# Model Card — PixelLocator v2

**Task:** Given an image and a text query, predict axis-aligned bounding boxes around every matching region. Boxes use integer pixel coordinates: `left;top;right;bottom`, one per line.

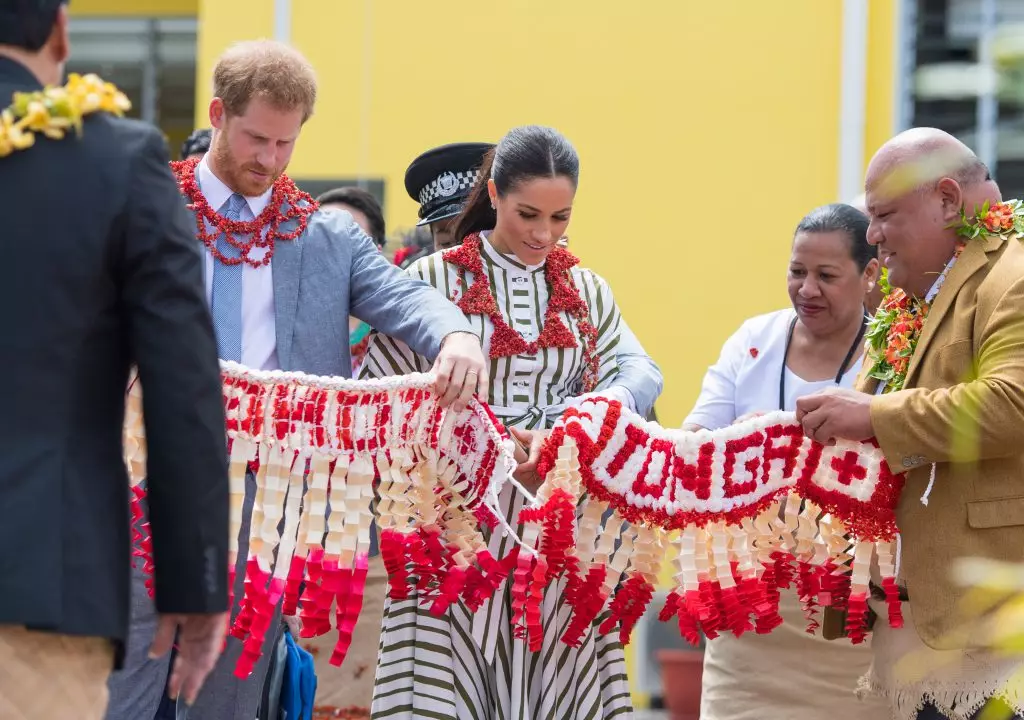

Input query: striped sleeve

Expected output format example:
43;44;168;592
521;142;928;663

575;269;624;391
357;256;442;380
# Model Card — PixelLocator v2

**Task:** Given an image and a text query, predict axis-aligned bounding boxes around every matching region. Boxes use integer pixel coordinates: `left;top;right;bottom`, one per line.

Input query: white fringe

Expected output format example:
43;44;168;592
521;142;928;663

857;670;1024;720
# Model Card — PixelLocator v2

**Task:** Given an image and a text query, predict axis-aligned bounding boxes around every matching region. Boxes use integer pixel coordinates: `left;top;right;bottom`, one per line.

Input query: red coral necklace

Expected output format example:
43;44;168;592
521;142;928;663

443;233;601;392
170;156;318;268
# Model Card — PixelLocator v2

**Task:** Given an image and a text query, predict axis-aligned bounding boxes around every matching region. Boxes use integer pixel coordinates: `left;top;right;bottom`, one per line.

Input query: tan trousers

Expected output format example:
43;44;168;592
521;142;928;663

0;625;114;720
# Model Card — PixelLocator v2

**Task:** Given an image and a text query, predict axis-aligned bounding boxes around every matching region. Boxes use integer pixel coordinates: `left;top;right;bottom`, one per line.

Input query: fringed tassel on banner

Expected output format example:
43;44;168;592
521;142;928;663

513;398;907;654
124;371;907;676
125;364;515;677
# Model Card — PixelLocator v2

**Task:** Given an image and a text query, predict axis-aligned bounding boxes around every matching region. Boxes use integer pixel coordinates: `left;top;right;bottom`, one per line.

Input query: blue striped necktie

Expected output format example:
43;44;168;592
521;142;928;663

211;193;247;362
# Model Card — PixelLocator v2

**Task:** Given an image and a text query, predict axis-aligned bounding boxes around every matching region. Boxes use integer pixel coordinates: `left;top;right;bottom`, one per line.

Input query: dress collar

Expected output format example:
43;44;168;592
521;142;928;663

478;231;546;274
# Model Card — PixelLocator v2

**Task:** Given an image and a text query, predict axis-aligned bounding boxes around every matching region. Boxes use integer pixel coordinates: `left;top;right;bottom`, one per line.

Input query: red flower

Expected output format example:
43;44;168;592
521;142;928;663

170;156;316;268
983;202;1015;233
749;348;759;358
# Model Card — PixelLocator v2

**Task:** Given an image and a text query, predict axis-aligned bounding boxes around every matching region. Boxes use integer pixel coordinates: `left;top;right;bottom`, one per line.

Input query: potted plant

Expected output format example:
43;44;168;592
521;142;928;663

656;635;705;720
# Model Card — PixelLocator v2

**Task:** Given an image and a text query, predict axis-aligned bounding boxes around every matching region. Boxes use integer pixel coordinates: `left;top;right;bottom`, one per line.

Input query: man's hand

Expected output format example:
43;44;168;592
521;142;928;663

510;427;549;494
149;612;228;706
795;388;875;445
283;614;301;638
432;332;489;412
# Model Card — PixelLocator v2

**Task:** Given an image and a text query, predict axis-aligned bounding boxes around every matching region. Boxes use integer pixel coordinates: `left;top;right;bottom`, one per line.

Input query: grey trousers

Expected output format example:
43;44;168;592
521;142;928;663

106;471;281;720
105;500;170;720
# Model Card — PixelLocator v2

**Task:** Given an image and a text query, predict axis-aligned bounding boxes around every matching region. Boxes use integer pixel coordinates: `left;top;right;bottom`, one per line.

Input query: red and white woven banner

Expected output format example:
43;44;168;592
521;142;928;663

123;367;905;677
517;398;905;650
124;362;516;678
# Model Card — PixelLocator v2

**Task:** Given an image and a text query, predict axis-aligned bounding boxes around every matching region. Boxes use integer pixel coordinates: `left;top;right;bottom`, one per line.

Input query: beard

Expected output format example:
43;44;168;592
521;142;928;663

209;136;283;198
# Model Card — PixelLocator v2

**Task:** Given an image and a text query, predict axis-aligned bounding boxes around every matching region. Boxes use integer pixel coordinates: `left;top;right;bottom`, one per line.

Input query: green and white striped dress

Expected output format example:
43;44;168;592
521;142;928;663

361;234;634;720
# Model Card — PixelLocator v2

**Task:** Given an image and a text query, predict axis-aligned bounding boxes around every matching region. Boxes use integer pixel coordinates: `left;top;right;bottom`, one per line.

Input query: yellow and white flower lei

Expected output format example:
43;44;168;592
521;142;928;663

0;73;130;158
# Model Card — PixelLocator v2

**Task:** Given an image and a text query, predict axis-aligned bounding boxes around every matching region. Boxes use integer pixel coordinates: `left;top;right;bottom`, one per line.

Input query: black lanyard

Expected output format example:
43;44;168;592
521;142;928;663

778;314;867;411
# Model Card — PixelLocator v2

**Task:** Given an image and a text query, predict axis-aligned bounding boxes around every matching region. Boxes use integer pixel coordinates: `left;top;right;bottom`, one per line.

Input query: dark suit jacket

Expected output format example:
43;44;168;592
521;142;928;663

0;58;229;651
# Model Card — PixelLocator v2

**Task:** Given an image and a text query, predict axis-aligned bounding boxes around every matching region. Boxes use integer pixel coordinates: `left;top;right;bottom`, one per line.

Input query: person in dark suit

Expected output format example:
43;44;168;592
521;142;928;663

0;2;231;718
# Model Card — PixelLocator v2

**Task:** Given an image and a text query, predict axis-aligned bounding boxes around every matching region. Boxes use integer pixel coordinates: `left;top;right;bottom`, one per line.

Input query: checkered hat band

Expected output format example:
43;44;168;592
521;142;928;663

418;169;481;206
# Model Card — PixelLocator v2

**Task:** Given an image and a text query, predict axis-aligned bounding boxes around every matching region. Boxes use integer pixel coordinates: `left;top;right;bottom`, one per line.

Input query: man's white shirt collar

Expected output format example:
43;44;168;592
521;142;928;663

923;252;959;304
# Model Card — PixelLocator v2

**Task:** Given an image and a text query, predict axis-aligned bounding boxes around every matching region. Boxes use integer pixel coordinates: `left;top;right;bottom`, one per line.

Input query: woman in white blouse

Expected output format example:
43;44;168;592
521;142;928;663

683;203;886;720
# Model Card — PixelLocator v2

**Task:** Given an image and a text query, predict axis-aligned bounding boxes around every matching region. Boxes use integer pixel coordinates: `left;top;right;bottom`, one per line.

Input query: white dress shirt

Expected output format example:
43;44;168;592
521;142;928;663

196;157;279;371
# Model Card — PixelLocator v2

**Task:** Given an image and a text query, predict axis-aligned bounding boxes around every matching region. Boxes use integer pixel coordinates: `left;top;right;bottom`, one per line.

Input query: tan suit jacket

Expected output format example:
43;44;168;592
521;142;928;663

863;232;1024;650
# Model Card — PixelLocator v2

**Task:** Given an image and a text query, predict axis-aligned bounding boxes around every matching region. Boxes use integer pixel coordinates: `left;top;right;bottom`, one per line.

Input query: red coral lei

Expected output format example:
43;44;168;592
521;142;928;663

443;233;601;392
170;156;318;268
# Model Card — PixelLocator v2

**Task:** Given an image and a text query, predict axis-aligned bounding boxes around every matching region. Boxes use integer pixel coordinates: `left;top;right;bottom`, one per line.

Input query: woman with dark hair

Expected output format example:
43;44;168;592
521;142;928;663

683;203;886;720
180;127;212;160
361;125;659;719
318;186;387;250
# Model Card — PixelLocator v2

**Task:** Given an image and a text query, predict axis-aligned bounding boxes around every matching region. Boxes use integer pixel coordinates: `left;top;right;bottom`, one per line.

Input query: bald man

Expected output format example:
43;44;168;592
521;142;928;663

798;128;1024;720
854;169;1002;314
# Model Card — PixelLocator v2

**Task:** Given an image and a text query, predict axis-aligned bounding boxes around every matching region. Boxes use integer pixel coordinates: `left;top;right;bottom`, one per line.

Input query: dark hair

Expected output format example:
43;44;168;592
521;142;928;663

955;158;990;187
180;128;212;159
452;125;580;243
316;186;386;248
794;203;874;271
0;0;67;51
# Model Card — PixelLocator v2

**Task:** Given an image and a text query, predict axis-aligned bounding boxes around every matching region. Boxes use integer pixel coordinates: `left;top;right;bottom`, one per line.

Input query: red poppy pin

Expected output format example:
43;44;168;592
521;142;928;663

749;348;759;358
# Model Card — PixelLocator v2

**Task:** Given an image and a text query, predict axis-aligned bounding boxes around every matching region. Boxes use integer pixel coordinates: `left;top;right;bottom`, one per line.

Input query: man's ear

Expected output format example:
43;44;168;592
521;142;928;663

937;177;965;222
209;98;226;129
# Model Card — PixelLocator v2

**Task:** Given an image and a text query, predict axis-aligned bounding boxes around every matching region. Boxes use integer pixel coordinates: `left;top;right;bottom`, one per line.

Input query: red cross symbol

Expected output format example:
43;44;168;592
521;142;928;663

831;451;867;486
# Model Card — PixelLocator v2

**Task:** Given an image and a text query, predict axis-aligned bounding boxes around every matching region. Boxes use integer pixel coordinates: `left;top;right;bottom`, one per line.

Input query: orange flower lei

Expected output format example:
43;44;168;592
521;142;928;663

865;199;1023;391
864;271;939;392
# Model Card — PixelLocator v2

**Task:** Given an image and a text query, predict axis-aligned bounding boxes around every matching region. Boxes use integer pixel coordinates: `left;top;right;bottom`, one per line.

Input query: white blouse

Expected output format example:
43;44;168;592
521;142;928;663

685;307;885;720
684;308;864;430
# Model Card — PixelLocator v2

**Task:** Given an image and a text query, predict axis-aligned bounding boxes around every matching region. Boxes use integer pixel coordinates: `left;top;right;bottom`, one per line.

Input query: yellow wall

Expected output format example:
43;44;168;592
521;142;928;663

70;0;196;15
866;0;899;170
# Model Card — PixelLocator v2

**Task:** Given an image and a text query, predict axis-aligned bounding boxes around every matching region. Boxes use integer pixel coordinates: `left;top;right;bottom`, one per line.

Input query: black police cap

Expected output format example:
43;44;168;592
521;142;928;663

404;142;494;226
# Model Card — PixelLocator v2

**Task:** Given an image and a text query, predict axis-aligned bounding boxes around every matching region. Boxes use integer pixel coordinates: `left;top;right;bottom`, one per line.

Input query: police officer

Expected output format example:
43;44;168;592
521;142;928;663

404;141;494;257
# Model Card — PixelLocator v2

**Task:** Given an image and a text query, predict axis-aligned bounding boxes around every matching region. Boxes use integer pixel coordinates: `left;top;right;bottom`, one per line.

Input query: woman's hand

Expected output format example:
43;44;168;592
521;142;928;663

510;427;550;494
282;614;301;638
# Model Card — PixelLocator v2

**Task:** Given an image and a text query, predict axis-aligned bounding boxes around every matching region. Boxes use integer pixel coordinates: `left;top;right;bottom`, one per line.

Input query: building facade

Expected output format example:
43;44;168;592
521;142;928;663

68;0;905;431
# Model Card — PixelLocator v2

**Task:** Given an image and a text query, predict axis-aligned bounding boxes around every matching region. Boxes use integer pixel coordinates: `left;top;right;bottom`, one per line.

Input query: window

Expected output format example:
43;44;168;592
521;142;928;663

907;0;1024;197
67;17;198;158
